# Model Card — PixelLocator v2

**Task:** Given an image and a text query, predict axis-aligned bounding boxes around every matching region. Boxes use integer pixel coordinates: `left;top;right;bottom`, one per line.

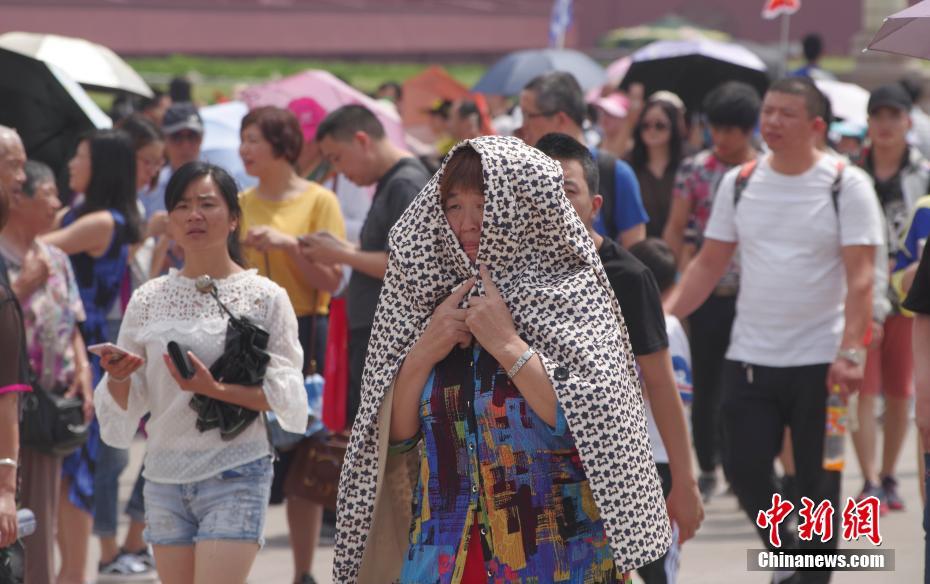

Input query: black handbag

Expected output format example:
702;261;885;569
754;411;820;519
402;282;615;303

188;275;271;441
19;379;89;457
0;253;89;458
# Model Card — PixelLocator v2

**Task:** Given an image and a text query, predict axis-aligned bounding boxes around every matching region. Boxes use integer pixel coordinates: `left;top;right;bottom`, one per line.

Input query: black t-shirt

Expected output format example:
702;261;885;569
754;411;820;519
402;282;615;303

903;247;930;315
597;237;668;355
347;157;431;331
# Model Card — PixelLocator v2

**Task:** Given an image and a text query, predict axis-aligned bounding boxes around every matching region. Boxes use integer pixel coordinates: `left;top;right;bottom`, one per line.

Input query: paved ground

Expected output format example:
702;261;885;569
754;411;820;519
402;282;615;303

85;427;923;583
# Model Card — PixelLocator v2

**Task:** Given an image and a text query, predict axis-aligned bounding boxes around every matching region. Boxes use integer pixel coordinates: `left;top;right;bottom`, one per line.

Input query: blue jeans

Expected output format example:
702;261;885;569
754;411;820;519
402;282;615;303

93;441;145;536
143;457;273;546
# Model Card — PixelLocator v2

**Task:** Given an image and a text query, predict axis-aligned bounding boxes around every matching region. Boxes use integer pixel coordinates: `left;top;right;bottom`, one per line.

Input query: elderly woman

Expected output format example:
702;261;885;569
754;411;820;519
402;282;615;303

0;161;90;583
334;136;670;583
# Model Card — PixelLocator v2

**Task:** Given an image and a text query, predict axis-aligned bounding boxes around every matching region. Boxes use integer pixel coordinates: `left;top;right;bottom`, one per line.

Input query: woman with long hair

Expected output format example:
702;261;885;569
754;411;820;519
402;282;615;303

40;128;143;583
334;136;670;583
627;98;684;238
96;162;307;584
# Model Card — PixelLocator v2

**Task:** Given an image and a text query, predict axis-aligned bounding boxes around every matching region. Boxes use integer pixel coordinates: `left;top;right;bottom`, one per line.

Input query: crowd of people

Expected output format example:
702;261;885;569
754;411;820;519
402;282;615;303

0;55;928;584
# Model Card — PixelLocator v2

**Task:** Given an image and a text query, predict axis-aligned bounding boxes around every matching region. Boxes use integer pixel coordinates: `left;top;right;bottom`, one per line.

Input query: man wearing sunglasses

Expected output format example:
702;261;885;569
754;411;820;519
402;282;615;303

143;102;205;217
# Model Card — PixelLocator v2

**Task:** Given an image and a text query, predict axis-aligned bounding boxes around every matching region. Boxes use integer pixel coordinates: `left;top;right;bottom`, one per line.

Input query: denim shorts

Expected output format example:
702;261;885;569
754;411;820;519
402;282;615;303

143;456;273;547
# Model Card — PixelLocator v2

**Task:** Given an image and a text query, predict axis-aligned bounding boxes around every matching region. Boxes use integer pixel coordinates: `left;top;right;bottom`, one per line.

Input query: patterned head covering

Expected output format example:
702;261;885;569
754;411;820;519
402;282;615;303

334;135;671;581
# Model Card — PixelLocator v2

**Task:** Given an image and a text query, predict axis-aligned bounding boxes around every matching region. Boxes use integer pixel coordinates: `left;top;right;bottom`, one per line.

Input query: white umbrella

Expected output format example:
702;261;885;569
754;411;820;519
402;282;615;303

0;31;153;98
815;79;870;128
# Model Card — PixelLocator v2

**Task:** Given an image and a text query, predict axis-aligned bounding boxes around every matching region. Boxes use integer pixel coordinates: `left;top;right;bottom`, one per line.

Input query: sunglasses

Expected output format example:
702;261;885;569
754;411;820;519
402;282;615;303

169;131;202;143
640;121;670;132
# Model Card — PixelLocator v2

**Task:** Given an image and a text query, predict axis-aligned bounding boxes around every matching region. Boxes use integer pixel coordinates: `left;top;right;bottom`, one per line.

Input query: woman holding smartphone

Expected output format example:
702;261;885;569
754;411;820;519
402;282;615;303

95;162;307;584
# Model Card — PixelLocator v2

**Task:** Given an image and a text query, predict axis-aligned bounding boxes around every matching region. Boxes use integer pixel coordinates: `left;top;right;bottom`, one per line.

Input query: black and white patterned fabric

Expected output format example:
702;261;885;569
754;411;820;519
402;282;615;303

334;135;671;581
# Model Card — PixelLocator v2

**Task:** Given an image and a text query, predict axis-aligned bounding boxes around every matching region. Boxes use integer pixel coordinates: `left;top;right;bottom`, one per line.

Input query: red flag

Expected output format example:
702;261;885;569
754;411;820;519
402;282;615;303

763;0;801;19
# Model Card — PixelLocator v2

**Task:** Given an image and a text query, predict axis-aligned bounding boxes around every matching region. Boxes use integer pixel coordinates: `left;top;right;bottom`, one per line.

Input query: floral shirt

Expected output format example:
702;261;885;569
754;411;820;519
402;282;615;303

672;149;741;289
395;345;623;584
1;242;85;390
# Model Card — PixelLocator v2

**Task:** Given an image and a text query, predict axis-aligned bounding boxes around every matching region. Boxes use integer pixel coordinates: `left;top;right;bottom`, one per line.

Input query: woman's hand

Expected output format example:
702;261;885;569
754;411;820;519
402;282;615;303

297;231;352;265
163;351;220;397
243;226;297;253
465;265;519;357
0;490;15;548
101;350;144;383
66;366;95;423
411;278;475;366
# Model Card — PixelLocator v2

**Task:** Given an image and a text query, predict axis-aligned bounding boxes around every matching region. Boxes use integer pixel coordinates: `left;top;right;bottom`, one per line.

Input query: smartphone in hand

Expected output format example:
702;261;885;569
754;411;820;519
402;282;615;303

167;341;194;379
87;343;140;362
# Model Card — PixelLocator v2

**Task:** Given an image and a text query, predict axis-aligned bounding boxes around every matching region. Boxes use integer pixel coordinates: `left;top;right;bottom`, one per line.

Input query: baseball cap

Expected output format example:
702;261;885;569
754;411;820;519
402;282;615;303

162;102;204;135
868;84;912;115
287;97;328;143
594;94;630;119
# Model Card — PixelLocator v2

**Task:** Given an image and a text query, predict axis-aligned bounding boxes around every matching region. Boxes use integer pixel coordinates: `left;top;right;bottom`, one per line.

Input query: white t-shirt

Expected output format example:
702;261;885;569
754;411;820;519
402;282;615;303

705;154;884;367
646;315;692;464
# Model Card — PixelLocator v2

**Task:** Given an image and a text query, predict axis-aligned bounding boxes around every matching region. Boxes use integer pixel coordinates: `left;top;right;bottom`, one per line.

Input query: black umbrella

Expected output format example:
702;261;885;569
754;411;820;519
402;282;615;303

621;39;770;112
188;275;271;441
0;48;111;180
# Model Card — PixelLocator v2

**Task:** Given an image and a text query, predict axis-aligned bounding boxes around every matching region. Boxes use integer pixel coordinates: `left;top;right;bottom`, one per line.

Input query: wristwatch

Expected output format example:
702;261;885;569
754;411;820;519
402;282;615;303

837;347;866;367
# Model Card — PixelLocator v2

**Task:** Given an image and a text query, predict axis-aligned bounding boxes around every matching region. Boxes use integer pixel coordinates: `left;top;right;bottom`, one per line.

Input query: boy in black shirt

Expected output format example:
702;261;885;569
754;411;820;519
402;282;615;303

536;133;703;575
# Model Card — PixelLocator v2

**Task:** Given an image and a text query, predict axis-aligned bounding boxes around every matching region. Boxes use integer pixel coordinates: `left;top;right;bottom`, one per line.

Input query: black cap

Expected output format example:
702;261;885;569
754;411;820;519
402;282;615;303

868;84;913;115
162;102;204;135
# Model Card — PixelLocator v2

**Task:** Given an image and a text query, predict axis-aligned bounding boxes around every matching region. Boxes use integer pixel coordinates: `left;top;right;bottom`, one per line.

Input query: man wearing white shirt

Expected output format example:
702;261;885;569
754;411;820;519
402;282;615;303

666;78;883;583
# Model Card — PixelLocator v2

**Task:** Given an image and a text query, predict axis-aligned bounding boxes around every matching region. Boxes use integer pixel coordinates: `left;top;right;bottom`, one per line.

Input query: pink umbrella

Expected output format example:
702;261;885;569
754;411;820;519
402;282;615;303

240;70;407;148
606;56;632;87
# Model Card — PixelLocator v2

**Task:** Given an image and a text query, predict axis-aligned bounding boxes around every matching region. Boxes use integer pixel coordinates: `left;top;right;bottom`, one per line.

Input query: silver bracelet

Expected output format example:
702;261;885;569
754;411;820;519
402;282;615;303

109;373;130;384
0;458;16;469
507;347;536;379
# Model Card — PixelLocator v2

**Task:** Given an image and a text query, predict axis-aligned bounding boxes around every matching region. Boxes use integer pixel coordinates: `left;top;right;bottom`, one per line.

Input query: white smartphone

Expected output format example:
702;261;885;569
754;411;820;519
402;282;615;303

86;342;139;361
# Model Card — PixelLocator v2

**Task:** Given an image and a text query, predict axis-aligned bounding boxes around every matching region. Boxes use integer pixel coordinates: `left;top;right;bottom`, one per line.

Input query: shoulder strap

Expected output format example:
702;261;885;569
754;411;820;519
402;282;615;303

830;159;846;215
596;151;618;238
733;159;759;208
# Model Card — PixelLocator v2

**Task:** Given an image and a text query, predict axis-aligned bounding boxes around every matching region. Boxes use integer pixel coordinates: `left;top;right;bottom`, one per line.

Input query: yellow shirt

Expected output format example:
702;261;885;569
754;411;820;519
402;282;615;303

239;183;346;317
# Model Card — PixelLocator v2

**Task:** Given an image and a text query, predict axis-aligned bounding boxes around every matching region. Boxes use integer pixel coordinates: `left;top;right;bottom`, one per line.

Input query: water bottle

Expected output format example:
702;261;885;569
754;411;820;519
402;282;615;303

823;385;847;472
16;509;35;539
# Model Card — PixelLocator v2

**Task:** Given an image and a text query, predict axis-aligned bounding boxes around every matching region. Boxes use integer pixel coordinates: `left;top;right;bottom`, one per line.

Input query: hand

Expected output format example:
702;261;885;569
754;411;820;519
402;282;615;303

666;479;704;543
66;366;95;423
163;351;220;397
243;226;297;253
868;321;883;351
826;355;864;398
465;265;519;357
146;211;169;239
100;350;144;383
412;278;475;366
0;491;15;548
12;247;50;300
298;231;352;265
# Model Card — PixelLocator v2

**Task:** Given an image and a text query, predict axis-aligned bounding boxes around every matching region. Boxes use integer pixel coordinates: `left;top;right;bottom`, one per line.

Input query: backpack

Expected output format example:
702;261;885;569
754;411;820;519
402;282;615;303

733;157;846;213
596;150;619;239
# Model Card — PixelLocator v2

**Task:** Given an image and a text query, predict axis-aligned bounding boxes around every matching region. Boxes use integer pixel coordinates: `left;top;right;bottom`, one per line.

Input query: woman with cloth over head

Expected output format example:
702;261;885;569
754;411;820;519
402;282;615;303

333;136;671;583
94;162;308;584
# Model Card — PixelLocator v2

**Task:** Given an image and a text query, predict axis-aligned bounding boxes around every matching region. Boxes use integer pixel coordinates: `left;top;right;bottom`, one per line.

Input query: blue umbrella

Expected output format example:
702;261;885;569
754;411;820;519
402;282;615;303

473;48;607;96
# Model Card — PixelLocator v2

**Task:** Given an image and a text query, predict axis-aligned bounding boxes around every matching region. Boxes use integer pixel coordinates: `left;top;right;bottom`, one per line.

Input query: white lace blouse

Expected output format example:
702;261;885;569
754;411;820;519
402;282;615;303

96;269;307;484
